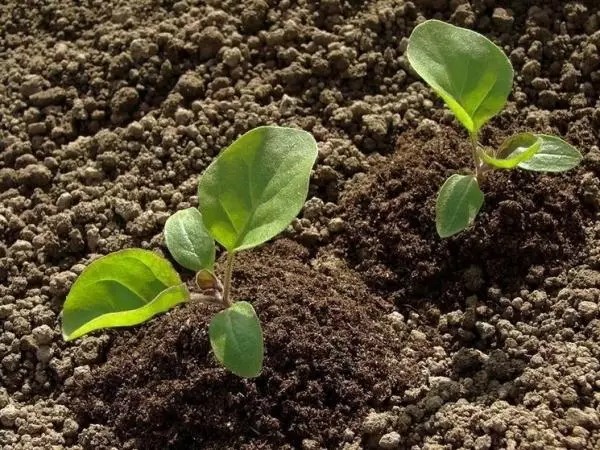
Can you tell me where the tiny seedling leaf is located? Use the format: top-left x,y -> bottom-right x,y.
436,174 -> 484,238
477,133 -> 541,169
193,269 -> 224,305
407,20 -> 513,134
196,269 -> 222,292
198,126 -> 318,252
209,301 -> 264,378
62,249 -> 188,341
516,135 -> 582,172
164,207 -> 215,272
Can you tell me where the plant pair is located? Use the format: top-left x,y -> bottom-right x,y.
61,126 -> 318,378
407,20 -> 582,238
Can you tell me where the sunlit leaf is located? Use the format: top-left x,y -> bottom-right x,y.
478,133 -> 541,169
407,19 -> 513,134
62,249 -> 188,341
198,126 -> 318,252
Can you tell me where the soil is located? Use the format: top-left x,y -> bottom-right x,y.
1,0 -> 600,449
72,240 -> 434,449
339,125 -> 593,306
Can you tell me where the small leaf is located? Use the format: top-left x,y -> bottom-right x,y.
478,133 -> 541,169
407,20 -> 513,134
194,269 -> 224,305
196,270 -> 222,292
436,174 -> 484,238
198,126 -> 318,252
517,135 -> 582,172
164,207 -> 215,272
209,301 -> 264,378
62,249 -> 188,341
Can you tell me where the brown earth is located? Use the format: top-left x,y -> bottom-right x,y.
72,240 -> 435,449
1,0 -> 600,449
339,125 -> 594,306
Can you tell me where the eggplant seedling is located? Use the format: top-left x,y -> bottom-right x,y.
407,20 -> 582,238
61,126 -> 318,378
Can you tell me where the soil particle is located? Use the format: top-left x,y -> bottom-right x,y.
378,431 -> 401,449
28,87 -> 68,107
176,73 -> 205,100
491,8 -> 514,32
17,164 -> 53,188
110,87 -> 139,115
196,27 -> 225,60
32,325 -> 54,346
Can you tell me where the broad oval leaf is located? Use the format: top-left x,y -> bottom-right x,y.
517,135 -> 582,172
209,301 -> 264,378
62,249 -> 188,341
198,126 -> 318,252
164,207 -> 215,272
436,174 -> 484,238
478,133 -> 541,169
407,20 -> 513,134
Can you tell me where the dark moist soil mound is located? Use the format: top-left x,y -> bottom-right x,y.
339,125 -> 593,307
72,240 -> 431,449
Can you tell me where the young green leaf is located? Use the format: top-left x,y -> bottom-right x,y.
209,301 -> 264,378
62,249 -> 189,341
192,269 -> 224,305
516,135 -> 582,172
164,207 -> 215,272
407,19 -> 513,134
196,269 -> 222,292
436,174 -> 484,238
477,133 -> 541,169
198,126 -> 318,252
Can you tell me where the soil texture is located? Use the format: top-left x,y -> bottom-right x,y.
1,0 -> 600,449
339,126 -> 593,306
72,240 -> 433,449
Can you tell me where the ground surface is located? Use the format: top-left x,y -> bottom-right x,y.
1,0 -> 600,449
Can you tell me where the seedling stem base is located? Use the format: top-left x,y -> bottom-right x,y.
223,252 -> 235,306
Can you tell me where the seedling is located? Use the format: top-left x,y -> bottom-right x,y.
61,126 -> 318,378
407,20 -> 582,237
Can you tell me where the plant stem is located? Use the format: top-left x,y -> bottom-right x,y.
470,132 -> 483,183
222,252 -> 235,307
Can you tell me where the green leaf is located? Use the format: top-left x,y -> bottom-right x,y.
477,133 -> 541,169
62,249 -> 188,341
195,269 -> 222,292
436,174 -> 484,238
209,301 -> 264,378
164,207 -> 215,272
517,135 -> 582,172
198,126 -> 318,252
407,19 -> 513,134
